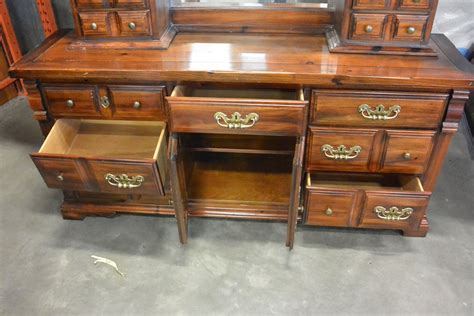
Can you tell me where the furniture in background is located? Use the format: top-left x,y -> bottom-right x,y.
9,0 -> 473,248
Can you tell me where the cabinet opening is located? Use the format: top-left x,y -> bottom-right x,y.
180,133 -> 296,155
39,119 -> 166,160
171,85 -> 304,101
185,152 -> 293,205
307,173 -> 424,192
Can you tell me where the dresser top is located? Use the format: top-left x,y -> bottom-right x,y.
11,31 -> 473,90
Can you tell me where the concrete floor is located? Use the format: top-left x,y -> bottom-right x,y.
1,97 -> 473,315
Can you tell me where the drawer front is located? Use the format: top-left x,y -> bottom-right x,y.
359,191 -> 430,230
380,130 -> 435,174
31,156 -> 88,191
305,188 -> 356,227
76,0 -> 108,9
117,11 -> 151,37
392,15 -> 429,42
352,0 -> 389,10
311,91 -> 447,129
110,86 -> 166,119
398,0 -> 432,10
88,160 -> 165,195
79,12 -> 112,37
350,14 -> 389,40
168,102 -> 307,136
307,127 -> 377,172
44,86 -> 102,118
116,0 -> 148,8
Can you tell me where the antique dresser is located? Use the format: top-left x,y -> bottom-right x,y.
10,0 -> 473,248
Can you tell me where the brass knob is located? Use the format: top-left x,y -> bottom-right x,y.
325,207 -> 333,216
100,96 -> 110,109
90,23 -> 98,30
365,25 -> 374,33
133,101 -> 141,109
128,22 -> 136,31
403,152 -> 412,160
57,174 -> 64,182
407,26 -> 416,34
66,99 -> 74,108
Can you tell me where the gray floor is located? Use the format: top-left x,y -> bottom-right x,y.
1,97 -> 473,315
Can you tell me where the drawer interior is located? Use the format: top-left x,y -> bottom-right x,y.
171,85 -> 304,101
39,119 -> 166,159
307,173 -> 424,192
185,151 -> 292,205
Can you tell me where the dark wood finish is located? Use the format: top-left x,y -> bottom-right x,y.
311,90 -> 448,129
329,0 -> 439,55
167,86 -> 308,136
109,85 -> 166,119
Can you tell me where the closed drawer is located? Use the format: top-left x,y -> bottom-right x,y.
352,0 -> 388,10
398,0 -> 432,10
350,13 -> 389,40
380,130 -> 435,173
311,90 -> 448,129
79,11 -> 112,37
305,173 -> 431,231
117,11 -> 151,37
167,86 -> 308,136
392,15 -> 429,42
305,180 -> 356,227
307,127 -> 378,172
43,85 -> 102,118
31,119 -> 168,196
110,86 -> 166,119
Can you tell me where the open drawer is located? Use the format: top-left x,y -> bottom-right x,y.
305,173 -> 431,231
166,86 -> 308,136
31,119 -> 168,195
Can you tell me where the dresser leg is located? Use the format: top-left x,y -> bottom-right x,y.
61,202 -> 118,220
402,216 -> 429,237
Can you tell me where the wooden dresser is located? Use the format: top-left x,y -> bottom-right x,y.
10,0 -> 473,248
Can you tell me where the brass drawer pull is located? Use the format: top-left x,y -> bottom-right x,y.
358,104 -> 401,120
66,99 -> 75,108
214,112 -> 259,129
100,96 -> 110,109
374,206 -> 413,221
325,207 -> 334,216
364,25 -> 374,33
129,22 -> 137,31
105,173 -> 144,189
407,26 -> 416,34
90,23 -> 98,30
133,101 -> 141,109
321,144 -> 362,160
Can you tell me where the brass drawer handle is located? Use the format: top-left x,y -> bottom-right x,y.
374,206 -> 413,221
105,173 -> 144,189
214,112 -> 259,129
321,144 -> 362,160
407,26 -> 416,34
133,101 -> 141,109
325,207 -> 333,216
129,22 -> 137,31
358,104 -> 401,120
66,99 -> 75,108
90,23 -> 98,30
364,25 -> 374,33
100,96 -> 110,109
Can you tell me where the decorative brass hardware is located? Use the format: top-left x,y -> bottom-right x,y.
100,96 -> 110,109
407,26 -> 416,34
403,152 -> 412,159
66,99 -> 75,108
90,23 -> 98,30
358,104 -> 401,120
214,112 -> 259,129
57,174 -> 64,182
128,22 -> 136,31
325,207 -> 333,216
133,101 -> 141,109
374,206 -> 414,221
364,25 -> 374,33
105,174 -> 144,189
321,144 -> 362,160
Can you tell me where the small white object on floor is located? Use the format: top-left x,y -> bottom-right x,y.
91,255 -> 125,277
